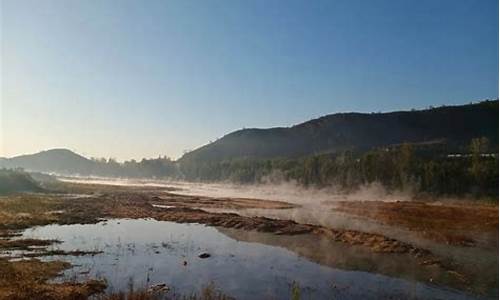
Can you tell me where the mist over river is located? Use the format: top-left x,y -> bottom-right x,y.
54,176 -> 498,299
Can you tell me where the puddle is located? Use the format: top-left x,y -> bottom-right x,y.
18,219 -> 481,299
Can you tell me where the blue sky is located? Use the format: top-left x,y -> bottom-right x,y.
1,0 -> 498,160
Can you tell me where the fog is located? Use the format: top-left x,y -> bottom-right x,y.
170,180 -> 413,204
60,176 -> 410,204
59,176 -> 416,240
58,176 -> 494,275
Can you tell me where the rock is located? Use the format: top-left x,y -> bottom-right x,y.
198,252 -> 211,259
148,283 -> 170,293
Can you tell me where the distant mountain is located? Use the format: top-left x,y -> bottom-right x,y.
0,149 -> 178,178
180,100 -> 499,163
2,100 -> 498,175
0,148 -> 96,175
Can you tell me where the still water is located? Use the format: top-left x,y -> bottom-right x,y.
19,218 -> 479,299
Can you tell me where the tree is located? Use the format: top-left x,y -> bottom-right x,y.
397,143 -> 415,189
468,137 -> 491,195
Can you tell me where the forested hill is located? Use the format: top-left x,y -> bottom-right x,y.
1,100 -> 498,180
180,100 -> 499,163
0,149 -> 177,177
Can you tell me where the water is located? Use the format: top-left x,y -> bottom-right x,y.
56,177 -> 497,298
19,218 -> 479,299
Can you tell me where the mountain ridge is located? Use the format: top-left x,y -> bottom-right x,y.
1,100 -> 498,174
179,100 -> 499,163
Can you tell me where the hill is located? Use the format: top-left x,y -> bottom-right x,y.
0,149 -> 96,175
1,100 -> 497,177
180,100 -> 499,163
0,169 -> 44,194
0,149 -> 178,178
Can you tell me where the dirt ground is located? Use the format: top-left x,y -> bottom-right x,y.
0,181 -> 497,299
334,200 -> 498,248
151,194 -> 297,210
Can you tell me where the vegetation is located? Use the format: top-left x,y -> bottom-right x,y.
0,257 -> 106,300
0,149 -> 179,178
0,101 -> 497,199
180,100 -> 498,163
180,138 -> 498,199
0,255 -> 232,300
88,156 -> 178,178
1,137 -> 497,199
101,283 -> 233,300
0,169 -> 44,195
290,282 -> 301,300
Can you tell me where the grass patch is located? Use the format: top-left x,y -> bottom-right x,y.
99,282 -> 233,300
0,257 -> 106,300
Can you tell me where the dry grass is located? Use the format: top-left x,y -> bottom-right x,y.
0,195 -> 65,229
100,283 -> 233,300
0,258 -> 106,300
335,200 -> 499,247
0,256 -> 229,300
0,192 -> 109,300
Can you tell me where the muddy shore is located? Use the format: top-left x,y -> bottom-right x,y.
0,181 -> 497,299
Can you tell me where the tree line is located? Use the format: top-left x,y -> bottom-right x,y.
15,138 -> 494,199
179,138 -> 498,199
86,156 -> 179,178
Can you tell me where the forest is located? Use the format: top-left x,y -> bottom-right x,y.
1,138 -> 497,199
179,137 -> 498,199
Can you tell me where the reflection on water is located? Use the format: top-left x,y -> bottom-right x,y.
20,219 -> 479,299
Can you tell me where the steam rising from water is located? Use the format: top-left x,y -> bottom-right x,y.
168,180 -> 412,204
60,177 -> 417,242
60,176 -> 412,235
59,176 -> 496,277
60,177 -> 410,204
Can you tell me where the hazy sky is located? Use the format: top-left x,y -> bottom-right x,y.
1,0 -> 498,160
